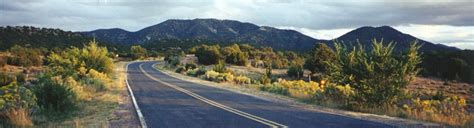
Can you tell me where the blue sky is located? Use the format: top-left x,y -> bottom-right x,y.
1,0 -> 473,49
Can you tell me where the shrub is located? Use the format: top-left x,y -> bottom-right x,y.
316,84 -> 355,106
33,74 -> 77,114
220,73 -> 234,82
0,72 -> 15,86
185,63 -> 197,70
48,40 -> 114,75
15,73 -> 26,83
0,57 -> 6,68
327,40 -> 421,106
195,67 -> 207,76
130,45 -> 147,60
175,67 -> 187,74
277,80 -> 321,99
186,69 -> 198,76
235,75 -> 251,84
204,70 -> 220,81
167,56 -> 181,66
79,41 -> 114,75
259,84 -> 289,95
0,82 -> 37,111
213,62 -> 229,73
402,96 -> 470,125
64,77 -> 88,101
203,70 -> 234,83
223,44 -> 249,66
7,45 -> 43,67
82,69 -> 111,91
195,45 -> 222,65
259,75 -> 271,85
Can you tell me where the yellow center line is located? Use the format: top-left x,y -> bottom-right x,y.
138,63 -> 288,128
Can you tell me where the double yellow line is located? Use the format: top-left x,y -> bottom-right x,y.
139,63 -> 287,128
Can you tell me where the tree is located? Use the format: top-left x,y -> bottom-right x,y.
287,65 -> 304,79
223,44 -> 249,66
326,39 -> 421,106
195,45 -> 222,65
304,43 -> 336,77
131,45 -> 147,60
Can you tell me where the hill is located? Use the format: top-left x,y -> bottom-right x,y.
331,26 -> 459,52
82,19 -> 321,51
83,19 -> 459,52
0,26 -> 123,51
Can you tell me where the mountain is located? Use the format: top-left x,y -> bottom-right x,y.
82,19 -> 320,51
331,26 -> 459,52
83,19 -> 458,52
0,26 -> 118,51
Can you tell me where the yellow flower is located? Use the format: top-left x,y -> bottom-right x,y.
458,98 -> 466,106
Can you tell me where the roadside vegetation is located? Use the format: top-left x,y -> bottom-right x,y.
0,40 -> 127,127
159,40 -> 473,126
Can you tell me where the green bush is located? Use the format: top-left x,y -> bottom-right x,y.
186,69 -> 197,76
213,62 -> 228,73
327,39 -> 421,106
185,63 -> 197,70
167,56 -> 181,66
175,67 -> 187,74
195,67 -> 207,76
15,73 -> 26,83
33,74 -> 77,114
259,84 -> 289,95
0,72 -> 15,86
130,45 -> 147,60
195,45 -> 222,65
0,82 -> 37,111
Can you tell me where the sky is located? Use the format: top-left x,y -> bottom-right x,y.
1,0 -> 473,49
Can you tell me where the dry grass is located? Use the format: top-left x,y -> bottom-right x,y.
4,108 -> 33,126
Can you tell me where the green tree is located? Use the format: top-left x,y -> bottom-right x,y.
326,39 -> 421,106
195,45 -> 222,65
287,65 -> 304,79
131,45 -> 147,60
304,43 -> 335,77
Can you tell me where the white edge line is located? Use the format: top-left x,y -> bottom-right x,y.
125,61 -> 148,128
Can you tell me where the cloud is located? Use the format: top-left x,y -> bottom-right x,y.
0,0 -> 473,49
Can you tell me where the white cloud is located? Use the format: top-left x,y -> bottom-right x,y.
1,0 -> 473,49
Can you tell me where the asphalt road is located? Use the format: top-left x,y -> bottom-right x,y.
127,61 -> 395,128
